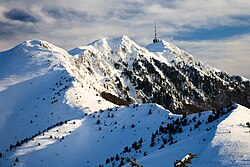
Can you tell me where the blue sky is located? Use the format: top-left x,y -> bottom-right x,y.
174,24 -> 250,41
0,0 -> 249,78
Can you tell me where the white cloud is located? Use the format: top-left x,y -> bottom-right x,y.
0,0 -> 249,78
174,34 -> 250,78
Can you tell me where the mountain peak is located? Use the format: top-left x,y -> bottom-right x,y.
146,39 -> 177,53
16,40 -> 55,51
4,40 -> 69,58
0,40 -> 67,58
119,35 -> 132,43
69,35 -> 142,57
26,40 -> 55,50
89,35 -> 134,48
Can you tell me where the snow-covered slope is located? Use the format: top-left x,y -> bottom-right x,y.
1,103 -> 249,167
0,36 -> 249,167
1,104 -> 171,166
0,40 -> 85,152
195,105 -> 250,166
136,104 -> 250,167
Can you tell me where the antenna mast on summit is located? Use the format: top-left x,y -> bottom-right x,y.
155,21 -> 157,39
153,21 -> 159,43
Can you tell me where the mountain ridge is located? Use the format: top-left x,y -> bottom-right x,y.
1,35 -> 249,114
68,35 -> 250,113
0,35 -> 250,167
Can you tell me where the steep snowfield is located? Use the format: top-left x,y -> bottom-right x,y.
0,40 -> 84,152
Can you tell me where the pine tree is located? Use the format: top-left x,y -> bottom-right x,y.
119,158 -> 125,167
16,141 -> 21,147
246,122 -> 250,128
131,124 -> 135,128
148,109 -> 152,115
207,115 -> 213,123
115,154 -> 120,161
138,137 -> 143,144
9,144 -> 13,151
106,158 -> 110,164
150,134 -> 155,147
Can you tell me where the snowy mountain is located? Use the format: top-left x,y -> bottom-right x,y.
0,40 -> 83,152
0,36 -> 249,167
69,35 -> 250,114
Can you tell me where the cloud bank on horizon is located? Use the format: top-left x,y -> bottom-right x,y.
0,0 -> 249,78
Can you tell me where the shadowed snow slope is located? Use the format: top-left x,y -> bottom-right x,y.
1,104 -> 249,167
194,105 -> 250,167
136,104 -> 250,167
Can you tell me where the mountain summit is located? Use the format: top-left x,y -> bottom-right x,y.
68,36 -> 250,114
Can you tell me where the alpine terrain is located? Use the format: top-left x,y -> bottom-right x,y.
0,36 -> 249,167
